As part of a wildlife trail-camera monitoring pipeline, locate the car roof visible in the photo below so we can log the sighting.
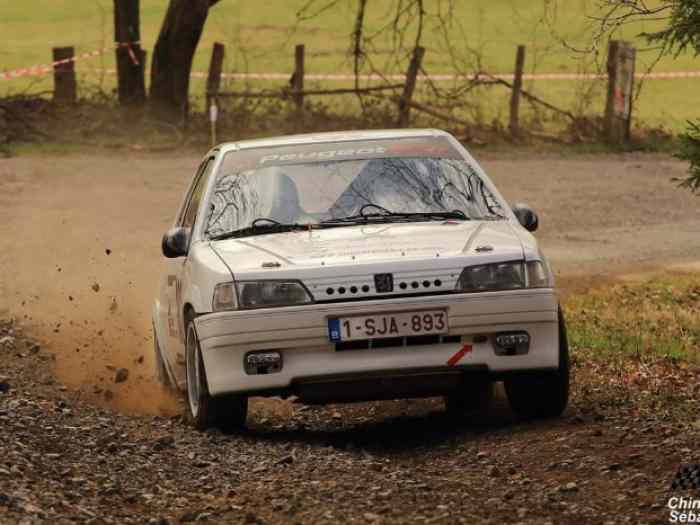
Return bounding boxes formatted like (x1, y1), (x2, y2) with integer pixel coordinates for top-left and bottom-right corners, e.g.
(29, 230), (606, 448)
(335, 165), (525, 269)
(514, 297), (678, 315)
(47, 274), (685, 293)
(214, 129), (451, 154)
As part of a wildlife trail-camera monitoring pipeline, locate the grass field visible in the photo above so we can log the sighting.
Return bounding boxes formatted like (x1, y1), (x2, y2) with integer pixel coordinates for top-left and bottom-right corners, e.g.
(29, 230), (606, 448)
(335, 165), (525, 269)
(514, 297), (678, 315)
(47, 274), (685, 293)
(1, 0), (699, 132)
(567, 274), (700, 362)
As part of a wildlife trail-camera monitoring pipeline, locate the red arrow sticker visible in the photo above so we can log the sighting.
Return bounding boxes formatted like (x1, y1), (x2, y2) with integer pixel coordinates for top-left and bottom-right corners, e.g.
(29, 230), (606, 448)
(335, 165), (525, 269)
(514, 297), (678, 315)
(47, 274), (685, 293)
(447, 344), (473, 367)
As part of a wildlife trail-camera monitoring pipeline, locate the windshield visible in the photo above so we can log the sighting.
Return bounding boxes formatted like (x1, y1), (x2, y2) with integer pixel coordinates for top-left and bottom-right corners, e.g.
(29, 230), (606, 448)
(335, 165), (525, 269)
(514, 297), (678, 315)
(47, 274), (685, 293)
(205, 138), (505, 238)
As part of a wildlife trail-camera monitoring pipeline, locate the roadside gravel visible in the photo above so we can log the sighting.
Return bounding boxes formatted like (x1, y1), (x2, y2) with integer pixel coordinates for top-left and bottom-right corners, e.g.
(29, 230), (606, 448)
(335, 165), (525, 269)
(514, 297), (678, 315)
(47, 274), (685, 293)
(1, 319), (696, 524)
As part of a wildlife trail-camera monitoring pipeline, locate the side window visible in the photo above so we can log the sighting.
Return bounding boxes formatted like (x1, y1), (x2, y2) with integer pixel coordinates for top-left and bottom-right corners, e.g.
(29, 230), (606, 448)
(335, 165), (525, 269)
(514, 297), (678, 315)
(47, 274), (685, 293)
(181, 158), (215, 230)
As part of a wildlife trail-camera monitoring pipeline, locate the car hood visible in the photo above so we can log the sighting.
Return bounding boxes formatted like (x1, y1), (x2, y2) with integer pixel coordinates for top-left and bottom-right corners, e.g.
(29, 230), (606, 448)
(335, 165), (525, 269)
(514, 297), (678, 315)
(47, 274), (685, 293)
(210, 221), (525, 271)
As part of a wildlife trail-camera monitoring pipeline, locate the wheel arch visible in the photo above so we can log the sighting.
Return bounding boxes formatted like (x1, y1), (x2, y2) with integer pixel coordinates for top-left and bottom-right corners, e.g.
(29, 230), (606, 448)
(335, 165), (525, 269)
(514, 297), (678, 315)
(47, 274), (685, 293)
(151, 303), (180, 390)
(183, 302), (196, 325)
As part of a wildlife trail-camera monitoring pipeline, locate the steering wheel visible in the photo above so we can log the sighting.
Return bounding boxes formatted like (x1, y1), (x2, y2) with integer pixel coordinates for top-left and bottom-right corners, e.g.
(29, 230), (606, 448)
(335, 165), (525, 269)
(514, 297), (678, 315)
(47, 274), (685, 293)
(251, 217), (282, 228)
(359, 203), (393, 217)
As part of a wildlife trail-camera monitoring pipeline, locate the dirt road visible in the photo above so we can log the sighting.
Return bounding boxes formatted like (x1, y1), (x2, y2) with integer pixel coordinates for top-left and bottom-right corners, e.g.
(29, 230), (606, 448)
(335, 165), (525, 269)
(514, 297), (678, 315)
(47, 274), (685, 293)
(1, 151), (699, 524)
(1, 318), (695, 524)
(0, 151), (699, 414)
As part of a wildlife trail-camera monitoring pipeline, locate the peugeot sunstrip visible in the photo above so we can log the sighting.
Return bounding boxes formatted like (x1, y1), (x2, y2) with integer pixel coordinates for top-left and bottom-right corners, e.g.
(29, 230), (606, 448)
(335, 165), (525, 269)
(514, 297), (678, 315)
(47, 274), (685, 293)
(152, 129), (569, 430)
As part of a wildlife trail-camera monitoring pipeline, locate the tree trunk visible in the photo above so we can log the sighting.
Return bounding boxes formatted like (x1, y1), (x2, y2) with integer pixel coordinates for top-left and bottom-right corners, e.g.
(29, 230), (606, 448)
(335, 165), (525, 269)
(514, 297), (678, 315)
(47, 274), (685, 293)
(114, 0), (146, 107)
(149, 0), (219, 124)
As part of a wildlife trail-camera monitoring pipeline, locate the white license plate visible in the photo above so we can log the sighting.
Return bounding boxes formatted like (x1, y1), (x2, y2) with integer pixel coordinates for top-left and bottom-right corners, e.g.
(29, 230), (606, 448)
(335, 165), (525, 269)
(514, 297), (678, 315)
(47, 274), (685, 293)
(328, 309), (448, 342)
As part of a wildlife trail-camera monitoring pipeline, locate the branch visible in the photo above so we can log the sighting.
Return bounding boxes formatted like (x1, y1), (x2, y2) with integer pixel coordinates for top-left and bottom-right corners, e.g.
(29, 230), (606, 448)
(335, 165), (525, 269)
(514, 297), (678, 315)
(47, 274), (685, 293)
(480, 72), (577, 121)
(0, 101), (52, 139)
(414, 0), (425, 49)
(214, 84), (404, 98)
(352, 0), (368, 93)
(296, 0), (343, 22)
(543, 0), (673, 54)
(399, 98), (471, 127)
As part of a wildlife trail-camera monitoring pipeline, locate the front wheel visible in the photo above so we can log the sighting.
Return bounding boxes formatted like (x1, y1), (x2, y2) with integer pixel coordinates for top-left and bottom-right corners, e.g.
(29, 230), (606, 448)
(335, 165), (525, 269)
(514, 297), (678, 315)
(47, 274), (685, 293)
(504, 307), (570, 419)
(185, 320), (248, 431)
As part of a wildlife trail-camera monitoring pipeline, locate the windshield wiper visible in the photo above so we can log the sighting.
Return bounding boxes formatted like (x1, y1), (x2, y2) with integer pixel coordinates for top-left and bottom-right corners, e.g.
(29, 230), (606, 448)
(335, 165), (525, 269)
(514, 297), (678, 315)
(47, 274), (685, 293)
(209, 217), (368, 240)
(322, 209), (469, 224)
(208, 218), (313, 240)
(210, 208), (472, 240)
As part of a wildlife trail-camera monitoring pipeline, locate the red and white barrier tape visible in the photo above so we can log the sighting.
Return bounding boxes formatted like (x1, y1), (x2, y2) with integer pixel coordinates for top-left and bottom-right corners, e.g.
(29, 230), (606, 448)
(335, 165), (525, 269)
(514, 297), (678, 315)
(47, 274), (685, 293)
(4, 48), (699, 82)
(82, 68), (700, 82)
(117, 41), (140, 66)
(196, 71), (700, 81)
(0, 42), (140, 81)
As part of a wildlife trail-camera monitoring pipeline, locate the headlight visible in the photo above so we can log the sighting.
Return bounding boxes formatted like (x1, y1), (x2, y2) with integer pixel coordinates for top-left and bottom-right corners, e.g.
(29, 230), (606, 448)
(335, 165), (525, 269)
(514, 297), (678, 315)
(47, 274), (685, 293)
(212, 282), (237, 311)
(213, 281), (313, 311)
(236, 280), (313, 309)
(526, 260), (554, 288)
(456, 261), (526, 292)
(455, 260), (553, 293)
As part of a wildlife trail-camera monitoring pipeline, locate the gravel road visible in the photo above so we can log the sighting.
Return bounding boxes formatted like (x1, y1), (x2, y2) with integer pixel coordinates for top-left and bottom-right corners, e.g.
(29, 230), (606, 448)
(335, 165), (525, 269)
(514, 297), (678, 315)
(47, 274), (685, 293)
(1, 319), (695, 524)
(0, 151), (698, 523)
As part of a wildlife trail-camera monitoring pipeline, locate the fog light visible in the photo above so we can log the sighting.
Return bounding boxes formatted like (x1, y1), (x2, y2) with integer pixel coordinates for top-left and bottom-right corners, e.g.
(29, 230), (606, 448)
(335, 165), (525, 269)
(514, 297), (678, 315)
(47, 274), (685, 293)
(244, 351), (282, 375)
(494, 331), (530, 356)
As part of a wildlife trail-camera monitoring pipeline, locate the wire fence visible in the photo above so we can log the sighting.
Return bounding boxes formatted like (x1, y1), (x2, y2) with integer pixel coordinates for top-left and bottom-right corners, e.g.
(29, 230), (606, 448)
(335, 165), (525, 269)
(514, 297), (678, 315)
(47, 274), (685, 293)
(0, 38), (686, 145)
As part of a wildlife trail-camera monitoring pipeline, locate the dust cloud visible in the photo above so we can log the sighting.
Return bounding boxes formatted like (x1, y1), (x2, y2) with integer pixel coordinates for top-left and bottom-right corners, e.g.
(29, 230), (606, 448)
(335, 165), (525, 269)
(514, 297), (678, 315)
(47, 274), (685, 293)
(0, 154), (200, 415)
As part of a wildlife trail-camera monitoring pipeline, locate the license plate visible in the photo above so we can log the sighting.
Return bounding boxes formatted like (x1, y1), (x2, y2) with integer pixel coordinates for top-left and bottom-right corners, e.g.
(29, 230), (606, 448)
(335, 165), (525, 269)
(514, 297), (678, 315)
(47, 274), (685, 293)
(328, 309), (448, 342)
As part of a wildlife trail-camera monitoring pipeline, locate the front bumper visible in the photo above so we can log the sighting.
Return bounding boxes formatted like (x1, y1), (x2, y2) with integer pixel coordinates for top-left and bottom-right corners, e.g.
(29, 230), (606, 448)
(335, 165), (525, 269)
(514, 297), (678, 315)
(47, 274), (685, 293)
(194, 289), (559, 397)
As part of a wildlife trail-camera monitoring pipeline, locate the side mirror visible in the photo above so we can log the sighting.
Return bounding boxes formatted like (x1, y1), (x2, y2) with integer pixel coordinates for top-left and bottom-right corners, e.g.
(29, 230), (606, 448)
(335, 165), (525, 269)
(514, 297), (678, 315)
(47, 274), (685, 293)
(162, 227), (190, 258)
(512, 203), (539, 232)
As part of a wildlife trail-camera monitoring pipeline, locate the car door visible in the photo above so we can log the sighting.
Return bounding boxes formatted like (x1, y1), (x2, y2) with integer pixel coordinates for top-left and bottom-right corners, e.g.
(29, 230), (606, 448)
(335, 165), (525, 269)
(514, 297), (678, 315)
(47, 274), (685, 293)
(160, 157), (216, 379)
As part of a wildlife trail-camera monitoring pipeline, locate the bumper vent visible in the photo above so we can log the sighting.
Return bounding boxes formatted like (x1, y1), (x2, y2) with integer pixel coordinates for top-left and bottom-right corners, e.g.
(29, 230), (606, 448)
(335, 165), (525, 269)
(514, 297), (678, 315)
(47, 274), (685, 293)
(335, 334), (461, 352)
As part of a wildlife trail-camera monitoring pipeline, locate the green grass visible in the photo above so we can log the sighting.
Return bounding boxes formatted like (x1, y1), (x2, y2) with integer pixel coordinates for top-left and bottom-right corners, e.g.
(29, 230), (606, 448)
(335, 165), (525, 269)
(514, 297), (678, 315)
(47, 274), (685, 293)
(568, 274), (700, 415)
(1, 0), (699, 131)
(566, 275), (700, 362)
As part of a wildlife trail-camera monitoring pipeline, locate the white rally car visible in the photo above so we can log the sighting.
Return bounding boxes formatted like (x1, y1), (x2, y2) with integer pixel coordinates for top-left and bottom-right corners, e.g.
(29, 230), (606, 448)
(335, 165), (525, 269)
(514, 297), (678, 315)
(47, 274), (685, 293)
(153, 129), (569, 430)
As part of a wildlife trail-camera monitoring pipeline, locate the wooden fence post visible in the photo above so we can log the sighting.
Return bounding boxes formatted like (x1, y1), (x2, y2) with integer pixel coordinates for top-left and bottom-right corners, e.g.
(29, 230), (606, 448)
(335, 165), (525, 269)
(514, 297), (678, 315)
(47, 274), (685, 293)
(114, 0), (145, 106)
(53, 47), (77, 104)
(206, 43), (225, 104)
(207, 43), (224, 148)
(604, 40), (636, 145)
(397, 46), (425, 128)
(509, 45), (526, 139)
(292, 44), (305, 113)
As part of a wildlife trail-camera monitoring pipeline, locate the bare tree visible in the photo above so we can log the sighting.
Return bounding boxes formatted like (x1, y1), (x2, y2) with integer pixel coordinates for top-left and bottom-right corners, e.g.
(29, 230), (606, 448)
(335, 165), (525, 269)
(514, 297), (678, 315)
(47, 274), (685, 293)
(149, 0), (221, 123)
(296, 0), (491, 116)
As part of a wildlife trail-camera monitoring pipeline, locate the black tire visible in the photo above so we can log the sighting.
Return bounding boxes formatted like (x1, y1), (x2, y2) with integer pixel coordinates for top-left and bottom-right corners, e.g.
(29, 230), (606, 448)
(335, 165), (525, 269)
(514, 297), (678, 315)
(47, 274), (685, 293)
(185, 320), (248, 432)
(444, 378), (494, 417)
(504, 307), (570, 419)
(153, 326), (172, 389)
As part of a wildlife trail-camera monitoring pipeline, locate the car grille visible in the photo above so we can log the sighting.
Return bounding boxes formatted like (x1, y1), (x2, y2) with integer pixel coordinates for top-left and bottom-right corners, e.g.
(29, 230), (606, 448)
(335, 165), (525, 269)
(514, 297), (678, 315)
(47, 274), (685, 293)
(320, 277), (447, 299)
(305, 268), (463, 303)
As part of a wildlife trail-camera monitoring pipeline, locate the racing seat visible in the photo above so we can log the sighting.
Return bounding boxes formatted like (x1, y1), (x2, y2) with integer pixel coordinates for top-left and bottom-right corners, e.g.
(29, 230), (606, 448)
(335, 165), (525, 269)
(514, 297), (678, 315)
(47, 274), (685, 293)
(266, 172), (315, 224)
